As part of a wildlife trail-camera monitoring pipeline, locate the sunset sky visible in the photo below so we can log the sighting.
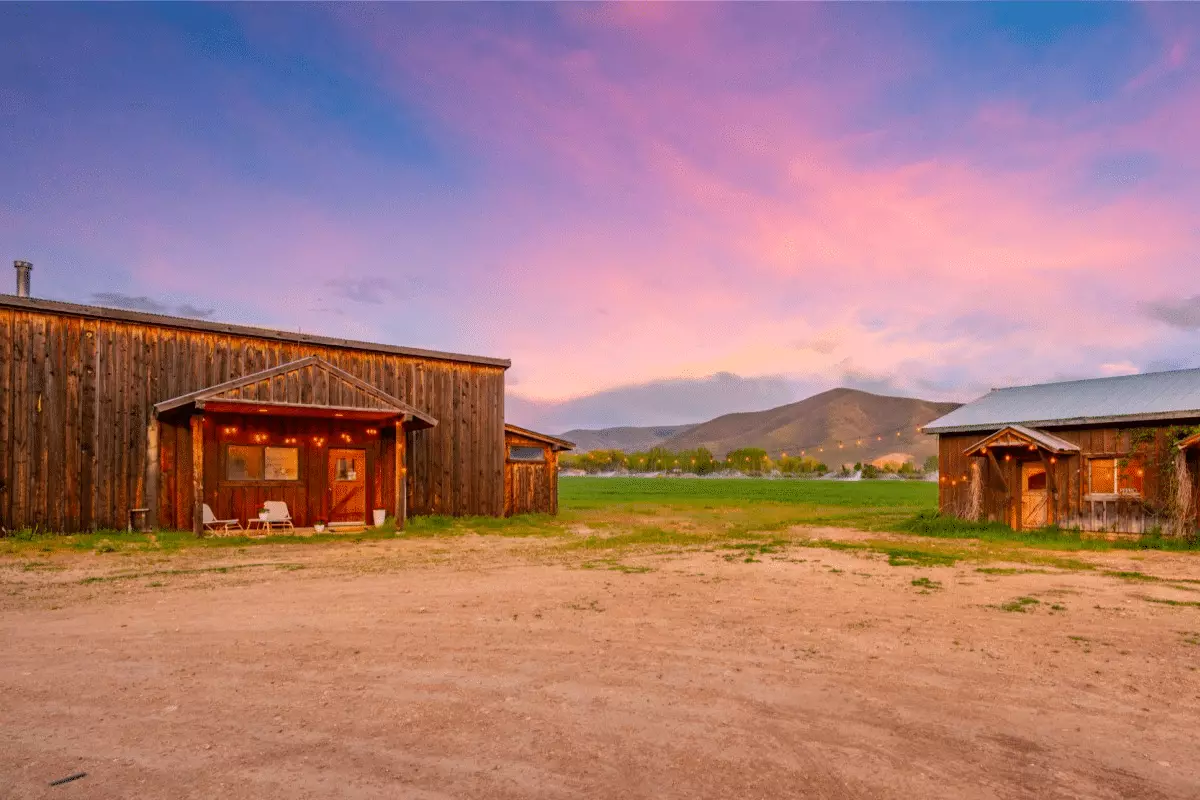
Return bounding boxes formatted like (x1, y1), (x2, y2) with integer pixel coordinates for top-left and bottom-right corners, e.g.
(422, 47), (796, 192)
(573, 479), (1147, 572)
(3, 3), (1199, 432)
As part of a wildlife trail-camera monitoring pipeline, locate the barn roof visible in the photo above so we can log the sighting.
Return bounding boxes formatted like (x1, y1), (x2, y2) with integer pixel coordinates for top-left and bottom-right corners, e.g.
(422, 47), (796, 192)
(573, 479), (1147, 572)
(504, 424), (575, 452)
(962, 425), (1080, 456)
(923, 368), (1200, 434)
(155, 355), (438, 428)
(0, 294), (510, 369)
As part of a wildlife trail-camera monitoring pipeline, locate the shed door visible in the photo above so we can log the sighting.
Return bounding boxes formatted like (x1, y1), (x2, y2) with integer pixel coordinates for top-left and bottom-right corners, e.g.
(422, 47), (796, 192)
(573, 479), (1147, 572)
(1021, 462), (1048, 529)
(328, 449), (367, 523)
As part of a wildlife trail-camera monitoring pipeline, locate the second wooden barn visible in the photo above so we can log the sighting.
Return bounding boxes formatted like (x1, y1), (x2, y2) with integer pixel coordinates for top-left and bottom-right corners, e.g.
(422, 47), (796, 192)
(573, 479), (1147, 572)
(503, 424), (574, 516)
(923, 369), (1200, 535)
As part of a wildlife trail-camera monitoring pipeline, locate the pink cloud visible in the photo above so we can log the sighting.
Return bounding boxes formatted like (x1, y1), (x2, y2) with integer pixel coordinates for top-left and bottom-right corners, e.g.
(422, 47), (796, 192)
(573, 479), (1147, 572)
(326, 5), (1200, 403)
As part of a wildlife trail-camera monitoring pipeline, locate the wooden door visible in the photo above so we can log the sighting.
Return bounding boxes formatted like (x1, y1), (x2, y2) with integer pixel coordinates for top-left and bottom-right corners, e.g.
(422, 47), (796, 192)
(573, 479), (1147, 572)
(328, 448), (367, 523)
(1021, 462), (1048, 529)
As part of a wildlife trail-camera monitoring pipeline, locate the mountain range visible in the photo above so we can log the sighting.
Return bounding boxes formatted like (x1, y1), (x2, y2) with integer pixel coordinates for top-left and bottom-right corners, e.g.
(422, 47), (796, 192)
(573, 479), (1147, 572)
(559, 388), (961, 466)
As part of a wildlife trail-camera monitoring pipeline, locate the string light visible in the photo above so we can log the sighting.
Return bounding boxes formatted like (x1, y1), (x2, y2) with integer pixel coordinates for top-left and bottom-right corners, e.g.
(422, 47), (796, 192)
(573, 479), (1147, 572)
(366, 427), (378, 435)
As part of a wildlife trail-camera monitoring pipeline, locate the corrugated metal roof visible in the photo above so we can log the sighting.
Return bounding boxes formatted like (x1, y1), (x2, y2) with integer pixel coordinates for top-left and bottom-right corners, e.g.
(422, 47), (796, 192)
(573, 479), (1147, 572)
(924, 368), (1200, 433)
(0, 295), (512, 369)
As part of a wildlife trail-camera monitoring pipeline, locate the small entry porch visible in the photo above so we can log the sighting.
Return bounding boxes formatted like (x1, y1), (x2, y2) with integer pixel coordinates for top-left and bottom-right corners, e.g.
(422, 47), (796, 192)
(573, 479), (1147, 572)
(962, 425), (1080, 530)
(148, 357), (437, 536)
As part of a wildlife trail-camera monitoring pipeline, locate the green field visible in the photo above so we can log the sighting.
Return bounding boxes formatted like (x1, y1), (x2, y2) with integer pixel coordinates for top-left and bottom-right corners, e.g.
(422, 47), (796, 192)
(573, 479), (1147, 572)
(559, 476), (936, 532)
(561, 476), (936, 512)
(3, 477), (1198, 562)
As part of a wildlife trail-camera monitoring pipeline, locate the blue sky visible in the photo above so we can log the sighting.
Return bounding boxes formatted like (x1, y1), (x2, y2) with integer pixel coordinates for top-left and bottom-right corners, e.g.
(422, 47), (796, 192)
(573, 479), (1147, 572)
(2, 3), (1199, 432)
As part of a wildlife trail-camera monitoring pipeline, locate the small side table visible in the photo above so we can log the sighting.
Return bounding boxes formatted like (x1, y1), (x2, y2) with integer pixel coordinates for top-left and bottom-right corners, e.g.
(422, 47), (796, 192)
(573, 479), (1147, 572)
(128, 508), (150, 533)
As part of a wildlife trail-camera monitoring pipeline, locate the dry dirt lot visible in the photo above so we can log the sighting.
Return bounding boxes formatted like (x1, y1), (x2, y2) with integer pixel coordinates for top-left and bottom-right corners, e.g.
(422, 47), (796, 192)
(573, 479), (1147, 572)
(2, 532), (1199, 799)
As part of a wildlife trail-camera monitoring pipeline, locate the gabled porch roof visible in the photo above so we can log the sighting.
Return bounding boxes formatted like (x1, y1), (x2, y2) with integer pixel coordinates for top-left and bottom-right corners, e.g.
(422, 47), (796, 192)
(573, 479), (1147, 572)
(154, 356), (437, 429)
(963, 424), (1080, 457)
(1177, 431), (1200, 450)
(504, 424), (575, 452)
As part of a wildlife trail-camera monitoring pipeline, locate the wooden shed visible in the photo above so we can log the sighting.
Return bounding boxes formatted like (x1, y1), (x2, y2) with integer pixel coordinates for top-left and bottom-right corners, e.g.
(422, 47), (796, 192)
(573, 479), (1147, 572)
(923, 369), (1200, 535)
(0, 293), (510, 534)
(503, 424), (574, 516)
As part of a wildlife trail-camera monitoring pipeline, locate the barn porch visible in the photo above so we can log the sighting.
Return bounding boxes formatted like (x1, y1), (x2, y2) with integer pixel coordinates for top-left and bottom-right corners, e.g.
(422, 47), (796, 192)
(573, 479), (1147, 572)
(960, 425), (1079, 530)
(148, 357), (436, 535)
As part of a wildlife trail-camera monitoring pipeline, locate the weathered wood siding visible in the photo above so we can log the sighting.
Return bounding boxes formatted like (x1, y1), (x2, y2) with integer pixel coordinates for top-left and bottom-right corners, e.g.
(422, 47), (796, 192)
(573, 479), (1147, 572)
(503, 431), (559, 516)
(937, 424), (1200, 533)
(0, 305), (506, 532)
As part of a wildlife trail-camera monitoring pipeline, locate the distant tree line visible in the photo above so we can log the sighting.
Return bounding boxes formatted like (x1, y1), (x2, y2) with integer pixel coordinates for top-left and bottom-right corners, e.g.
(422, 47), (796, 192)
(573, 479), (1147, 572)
(560, 448), (941, 478)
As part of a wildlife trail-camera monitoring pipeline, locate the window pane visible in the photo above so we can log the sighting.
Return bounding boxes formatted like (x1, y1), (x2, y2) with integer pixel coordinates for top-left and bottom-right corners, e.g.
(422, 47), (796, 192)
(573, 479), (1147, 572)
(1026, 470), (1047, 491)
(335, 457), (359, 481)
(1090, 458), (1116, 494)
(509, 446), (545, 462)
(1119, 458), (1144, 495)
(264, 447), (299, 481)
(227, 445), (264, 481)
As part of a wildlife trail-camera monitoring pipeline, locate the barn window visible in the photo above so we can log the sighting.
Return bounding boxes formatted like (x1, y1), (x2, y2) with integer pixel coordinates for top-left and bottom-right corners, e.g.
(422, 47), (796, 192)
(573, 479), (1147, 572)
(509, 446), (545, 462)
(264, 447), (300, 481)
(226, 445), (299, 481)
(227, 445), (264, 481)
(1089, 457), (1144, 496)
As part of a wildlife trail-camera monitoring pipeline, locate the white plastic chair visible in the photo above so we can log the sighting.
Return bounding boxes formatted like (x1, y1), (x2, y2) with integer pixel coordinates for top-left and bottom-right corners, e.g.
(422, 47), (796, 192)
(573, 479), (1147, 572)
(202, 503), (243, 533)
(262, 500), (295, 531)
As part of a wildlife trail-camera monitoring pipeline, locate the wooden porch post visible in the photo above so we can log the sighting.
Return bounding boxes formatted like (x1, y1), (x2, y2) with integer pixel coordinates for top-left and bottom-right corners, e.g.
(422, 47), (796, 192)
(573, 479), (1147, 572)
(146, 414), (160, 530)
(550, 450), (559, 515)
(191, 414), (204, 537)
(394, 419), (407, 531)
(985, 450), (1010, 526)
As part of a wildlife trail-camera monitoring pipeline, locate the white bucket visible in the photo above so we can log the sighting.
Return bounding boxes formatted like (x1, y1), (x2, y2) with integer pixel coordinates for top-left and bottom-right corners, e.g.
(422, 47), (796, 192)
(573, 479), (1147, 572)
(372, 509), (386, 527)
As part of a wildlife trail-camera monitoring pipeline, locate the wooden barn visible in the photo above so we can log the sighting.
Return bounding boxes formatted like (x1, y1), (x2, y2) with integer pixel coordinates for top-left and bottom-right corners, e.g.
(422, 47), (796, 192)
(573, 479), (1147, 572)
(923, 369), (1200, 535)
(503, 424), (574, 516)
(0, 275), (529, 534)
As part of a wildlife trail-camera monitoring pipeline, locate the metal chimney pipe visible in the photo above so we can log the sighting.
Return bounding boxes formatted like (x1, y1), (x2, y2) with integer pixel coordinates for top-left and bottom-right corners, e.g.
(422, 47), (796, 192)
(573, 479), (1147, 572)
(14, 260), (32, 297)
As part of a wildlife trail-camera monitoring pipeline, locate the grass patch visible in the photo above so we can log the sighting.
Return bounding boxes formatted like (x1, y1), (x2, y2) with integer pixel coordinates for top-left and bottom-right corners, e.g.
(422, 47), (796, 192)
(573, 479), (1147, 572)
(896, 511), (1200, 553)
(568, 526), (709, 551)
(79, 562), (301, 584)
(998, 596), (1041, 613)
(911, 577), (942, 590)
(579, 559), (653, 574)
(1141, 596), (1200, 608)
(976, 567), (1052, 575)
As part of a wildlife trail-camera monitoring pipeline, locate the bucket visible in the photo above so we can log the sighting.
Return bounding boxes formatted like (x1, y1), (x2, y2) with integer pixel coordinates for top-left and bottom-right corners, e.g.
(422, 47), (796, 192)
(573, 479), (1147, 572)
(372, 509), (386, 527)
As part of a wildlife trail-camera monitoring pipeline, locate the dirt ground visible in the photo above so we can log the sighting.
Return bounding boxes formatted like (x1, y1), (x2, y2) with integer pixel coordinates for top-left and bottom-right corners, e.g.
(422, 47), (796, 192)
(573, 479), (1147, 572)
(2, 532), (1199, 799)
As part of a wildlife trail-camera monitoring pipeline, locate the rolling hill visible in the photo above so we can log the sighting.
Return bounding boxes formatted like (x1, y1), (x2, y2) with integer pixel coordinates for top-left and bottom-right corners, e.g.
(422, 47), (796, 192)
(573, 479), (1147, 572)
(557, 425), (698, 454)
(561, 388), (960, 466)
(660, 388), (960, 465)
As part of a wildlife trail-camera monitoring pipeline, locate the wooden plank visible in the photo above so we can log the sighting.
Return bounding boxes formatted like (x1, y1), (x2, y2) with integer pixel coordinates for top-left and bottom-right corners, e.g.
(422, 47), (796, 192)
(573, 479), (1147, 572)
(146, 417), (160, 529)
(550, 450), (559, 515)
(50, 316), (69, 531)
(0, 309), (11, 528)
(63, 319), (81, 531)
(176, 422), (191, 530)
(115, 326), (130, 529)
(98, 324), (115, 529)
(10, 313), (30, 530)
(81, 323), (99, 530)
(191, 415), (204, 536)
(395, 420), (406, 530)
(30, 313), (47, 529)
